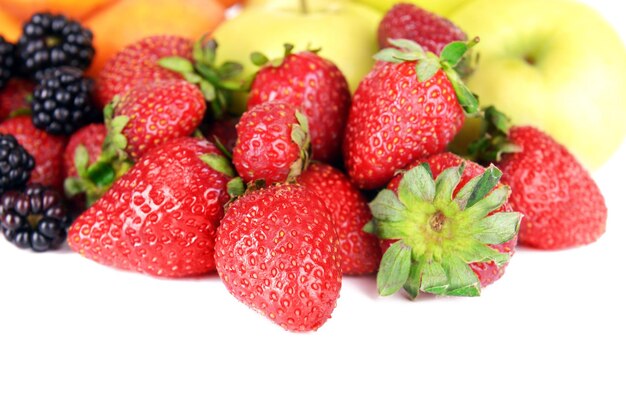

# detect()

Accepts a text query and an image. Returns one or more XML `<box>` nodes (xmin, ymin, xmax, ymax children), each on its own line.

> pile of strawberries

<box><xmin>0</xmin><ymin>4</ymin><xmax>608</xmax><ymax>332</ymax></box>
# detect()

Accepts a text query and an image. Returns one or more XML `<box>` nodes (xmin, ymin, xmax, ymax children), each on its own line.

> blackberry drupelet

<box><xmin>0</xmin><ymin>183</ymin><xmax>69</xmax><ymax>252</ymax></box>
<box><xmin>16</xmin><ymin>12</ymin><xmax>94</xmax><ymax>79</ymax></box>
<box><xmin>0</xmin><ymin>36</ymin><xmax>16</xmax><ymax>89</ymax></box>
<box><xmin>0</xmin><ymin>134</ymin><xmax>35</xmax><ymax>195</ymax></box>
<box><xmin>32</xmin><ymin>67</ymin><xmax>95</xmax><ymax>135</ymax></box>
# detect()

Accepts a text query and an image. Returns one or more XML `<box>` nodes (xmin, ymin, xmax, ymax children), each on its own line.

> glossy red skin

<box><xmin>233</xmin><ymin>101</ymin><xmax>301</xmax><ymax>184</ymax></box>
<box><xmin>343</xmin><ymin>63</ymin><xmax>464</xmax><ymax>190</ymax></box>
<box><xmin>68</xmin><ymin>137</ymin><xmax>231</xmax><ymax>278</ymax></box>
<box><xmin>95</xmin><ymin>35</ymin><xmax>193</xmax><ymax>107</ymax></box>
<box><xmin>385</xmin><ymin>153</ymin><xmax>517</xmax><ymax>287</ymax></box>
<box><xmin>498</xmin><ymin>126</ymin><xmax>607</xmax><ymax>249</ymax></box>
<box><xmin>215</xmin><ymin>184</ymin><xmax>342</xmax><ymax>332</ymax></box>
<box><xmin>299</xmin><ymin>162</ymin><xmax>381</xmax><ymax>275</ymax></box>
<box><xmin>63</xmin><ymin>123</ymin><xmax>106</xmax><ymax>178</ymax></box>
<box><xmin>0</xmin><ymin>78</ymin><xmax>34</xmax><ymax>121</ymax></box>
<box><xmin>377</xmin><ymin>3</ymin><xmax>467</xmax><ymax>54</ymax></box>
<box><xmin>0</xmin><ymin>115</ymin><xmax>65</xmax><ymax>190</ymax></box>
<box><xmin>248</xmin><ymin>52</ymin><xmax>351</xmax><ymax>163</ymax></box>
<box><xmin>115</xmin><ymin>79</ymin><xmax>206</xmax><ymax>160</ymax></box>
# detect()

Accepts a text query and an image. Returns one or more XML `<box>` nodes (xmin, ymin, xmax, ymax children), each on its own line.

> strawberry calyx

<box><xmin>64</xmin><ymin>98</ymin><xmax>132</xmax><ymax>206</ymax></box>
<box><xmin>159</xmin><ymin>36</ymin><xmax>246</xmax><ymax>119</ymax></box>
<box><xmin>368</xmin><ymin>163</ymin><xmax>521</xmax><ymax>298</ymax></box>
<box><xmin>288</xmin><ymin>109</ymin><xmax>312</xmax><ymax>180</ymax></box>
<box><xmin>374</xmin><ymin>38</ymin><xmax>480</xmax><ymax>115</ymax></box>
<box><xmin>465</xmin><ymin>106</ymin><xmax>522</xmax><ymax>164</ymax></box>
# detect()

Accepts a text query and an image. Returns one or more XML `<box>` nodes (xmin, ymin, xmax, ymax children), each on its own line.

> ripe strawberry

<box><xmin>462</xmin><ymin>109</ymin><xmax>607</xmax><ymax>249</ymax></box>
<box><xmin>0</xmin><ymin>115</ymin><xmax>65</xmax><ymax>190</ymax></box>
<box><xmin>0</xmin><ymin>78</ymin><xmax>34</xmax><ymax>121</ymax></box>
<box><xmin>94</xmin><ymin>35</ymin><xmax>193</xmax><ymax>107</ymax></box>
<box><xmin>343</xmin><ymin>39</ymin><xmax>477</xmax><ymax>189</ymax></box>
<box><xmin>114</xmin><ymin>79</ymin><xmax>206</xmax><ymax>160</ymax></box>
<box><xmin>368</xmin><ymin>153</ymin><xmax>521</xmax><ymax>297</ymax></box>
<box><xmin>215</xmin><ymin>183</ymin><xmax>342</xmax><ymax>332</ymax></box>
<box><xmin>68</xmin><ymin>137</ymin><xmax>233</xmax><ymax>278</ymax></box>
<box><xmin>247</xmin><ymin>48</ymin><xmax>350</xmax><ymax>163</ymax></box>
<box><xmin>233</xmin><ymin>101</ymin><xmax>309</xmax><ymax>184</ymax></box>
<box><xmin>63</xmin><ymin>123</ymin><xmax>106</xmax><ymax>178</ymax></box>
<box><xmin>378</xmin><ymin>3</ymin><xmax>467</xmax><ymax>54</ymax></box>
<box><xmin>299</xmin><ymin>162</ymin><xmax>381</xmax><ymax>275</ymax></box>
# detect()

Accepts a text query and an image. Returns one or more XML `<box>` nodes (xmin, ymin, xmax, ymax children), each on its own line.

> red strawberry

<box><xmin>299</xmin><ymin>162</ymin><xmax>381</xmax><ymax>275</ymax></box>
<box><xmin>386</xmin><ymin>153</ymin><xmax>518</xmax><ymax>288</ymax></box>
<box><xmin>343</xmin><ymin>39</ymin><xmax>477</xmax><ymax>189</ymax></box>
<box><xmin>215</xmin><ymin>183</ymin><xmax>342</xmax><ymax>332</ymax></box>
<box><xmin>0</xmin><ymin>78</ymin><xmax>34</xmax><ymax>121</ymax></box>
<box><xmin>378</xmin><ymin>3</ymin><xmax>467</xmax><ymax>54</ymax></box>
<box><xmin>68</xmin><ymin>137</ymin><xmax>233</xmax><ymax>278</ymax></box>
<box><xmin>0</xmin><ymin>115</ymin><xmax>65</xmax><ymax>190</ymax></box>
<box><xmin>498</xmin><ymin>127</ymin><xmax>606</xmax><ymax>249</ymax></box>
<box><xmin>94</xmin><ymin>35</ymin><xmax>193</xmax><ymax>107</ymax></box>
<box><xmin>233</xmin><ymin>101</ymin><xmax>309</xmax><ymax>184</ymax></box>
<box><xmin>63</xmin><ymin>123</ymin><xmax>106</xmax><ymax>178</ymax></box>
<box><xmin>247</xmin><ymin>48</ymin><xmax>350</xmax><ymax>163</ymax></box>
<box><xmin>368</xmin><ymin>153</ymin><xmax>521</xmax><ymax>297</ymax></box>
<box><xmin>114</xmin><ymin>79</ymin><xmax>206</xmax><ymax>160</ymax></box>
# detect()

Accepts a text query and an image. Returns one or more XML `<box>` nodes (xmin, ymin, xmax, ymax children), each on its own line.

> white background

<box><xmin>2</xmin><ymin>1</ymin><xmax>626</xmax><ymax>417</ymax></box>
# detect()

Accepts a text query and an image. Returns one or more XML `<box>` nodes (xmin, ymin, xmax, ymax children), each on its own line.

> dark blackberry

<box><xmin>16</xmin><ymin>12</ymin><xmax>94</xmax><ymax>79</ymax></box>
<box><xmin>0</xmin><ymin>133</ymin><xmax>35</xmax><ymax>195</ymax></box>
<box><xmin>0</xmin><ymin>183</ymin><xmax>69</xmax><ymax>252</ymax></box>
<box><xmin>32</xmin><ymin>67</ymin><xmax>95</xmax><ymax>136</ymax></box>
<box><xmin>0</xmin><ymin>36</ymin><xmax>16</xmax><ymax>89</ymax></box>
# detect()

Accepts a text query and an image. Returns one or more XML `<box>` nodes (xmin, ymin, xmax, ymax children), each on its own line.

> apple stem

<box><xmin>299</xmin><ymin>0</ymin><xmax>308</xmax><ymax>14</ymax></box>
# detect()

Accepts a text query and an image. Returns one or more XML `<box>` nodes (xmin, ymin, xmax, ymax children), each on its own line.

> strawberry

<box><xmin>94</xmin><ymin>35</ymin><xmax>193</xmax><ymax>107</ymax></box>
<box><xmin>0</xmin><ymin>78</ymin><xmax>34</xmax><ymax>121</ymax></box>
<box><xmin>215</xmin><ymin>183</ymin><xmax>342</xmax><ymax>332</ymax></box>
<box><xmin>299</xmin><ymin>162</ymin><xmax>381</xmax><ymax>275</ymax></box>
<box><xmin>247</xmin><ymin>47</ymin><xmax>351</xmax><ymax>163</ymax></box>
<box><xmin>368</xmin><ymin>153</ymin><xmax>521</xmax><ymax>297</ymax></box>
<box><xmin>0</xmin><ymin>115</ymin><xmax>65</xmax><ymax>190</ymax></box>
<box><xmin>469</xmin><ymin>107</ymin><xmax>608</xmax><ymax>249</ymax></box>
<box><xmin>378</xmin><ymin>3</ymin><xmax>467</xmax><ymax>54</ymax></box>
<box><xmin>205</xmin><ymin>115</ymin><xmax>239</xmax><ymax>156</ymax></box>
<box><xmin>68</xmin><ymin>136</ymin><xmax>233</xmax><ymax>278</ymax></box>
<box><xmin>63</xmin><ymin>123</ymin><xmax>106</xmax><ymax>179</ymax></box>
<box><xmin>114</xmin><ymin>79</ymin><xmax>206</xmax><ymax>160</ymax></box>
<box><xmin>343</xmin><ymin>39</ymin><xmax>478</xmax><ymax>189</ymax></box>
<box><xmin>233</xmin><ymin>101</ymin><xmax>310</xmax><ymax>184</ymax></box>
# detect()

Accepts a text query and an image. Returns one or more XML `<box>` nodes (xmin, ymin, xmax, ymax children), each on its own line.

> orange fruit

<box><xmin>0</xmin><ymin>0</ymin><xmax>119</xmax><ymax>21</ymax></box>
<box><xmin>216</xmin><ymin>0</ymin><xmax>241</xmax><ymax>7</ymax></box>
<box><xmin>84</xmin><ymin>0</ymin><xmax>225</xmax><ymax>75</ymax></box>
<box><xmin>0</xmin><ymin>8</ymin><xmax>22</xmax><ymax>42</ymax></box>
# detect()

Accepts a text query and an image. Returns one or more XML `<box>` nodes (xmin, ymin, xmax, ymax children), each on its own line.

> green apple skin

<box><xmin>213</xmin><ymin>0</ymin><xmax>380</xmax><ymax>112</ymax></box>
<box><xmin>351</xmin><ymin>0</ymin><xmax>469</xmax><ymax>16</ymax></box>
<box><xmin>452</xmin><ymin>0</ymin><xmax>626</xmax><ymax>169</ymax></box>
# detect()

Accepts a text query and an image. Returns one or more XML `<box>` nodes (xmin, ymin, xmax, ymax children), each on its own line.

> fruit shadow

<box><xmin>344</xmin><ymin>275</ymin><xmax>448</xmax><ymax>303</ymax></box>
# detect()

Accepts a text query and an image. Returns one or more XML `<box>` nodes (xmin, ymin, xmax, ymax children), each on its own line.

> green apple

<box><xmin>451</xmin><ymin>0</ymin><xmax>626</xmax><ymax>169</ymax></box>
<box><xmin>351</xmin><ymin>0</ymin><xmax>470</xmax><ymax>17</ymax></box>
<box><xmin>213</xmin><ymin>0</ymin><xmax>380</xmax><ymax>111</ymax></box>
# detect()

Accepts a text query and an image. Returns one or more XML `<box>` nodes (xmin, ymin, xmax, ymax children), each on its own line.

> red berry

<box><xmin>63</xmin><ymin>123</ymin><xmax>106</xmax><ymax>179</ymax></box>
<box><xmin>215</xmin><ymin>183</ymin><xmax>342</xmax><ymax>332</ymax></box>
<box><xmin>378</xmin><ymin>3</ymin><xmax>467</xmax><ymax>54</ymax></box>
<box><xmin>115</xmin><ymin>79</ymin><xmax>206</xmax><ymax>160</ymax></box>
<box><xmin>299</xmin><ymin>162</ymin><xmax>381</xmax><ymax>275</ymax></box>
<box><xmin>95</xmin><ymin>35</ymin><xmax>193</xmax><ymax>107</ymax></box>
<box><xmin>498</xmin><ymin>126</ymin><xmax>607</xmax><ymax>249</ymax></box>
<box><xmin>248</xmin><ymin>51</ymin><xmax>350</xmax><ymax>163</ymax></box>
<box><xmin>68</xmin><ymin>137</ymin><xmax>232</xmax><ymax>278</ymax></box>
<box><xmin>0</xmin><ymin>115</ymin><xmax>65</xmax><ymax>190</ymax></box>
<box><xmin>233</xmin><ymin>101</ymin><xmax>308</xmax><ymax>184</ymax></box>
<box><xmin>0</xmin><ymin>78</ymin><xmax>34</xmax><ymax>122</ymax></box>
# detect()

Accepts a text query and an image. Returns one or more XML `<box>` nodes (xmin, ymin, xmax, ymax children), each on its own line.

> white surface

<box><xmin>2</xmin><ymin>1</ymin><xmax>626</xmax><ymax>417</ymax></box>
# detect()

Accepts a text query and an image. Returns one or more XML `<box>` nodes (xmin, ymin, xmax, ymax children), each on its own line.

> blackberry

<box><xmin>32</xmin><ymin>67</ymin><xmax>95</xmax><ymax>135</ymax></box>
<box><xmin>0</xmin><ymin>183</ymin><xmax>69</xmax><ymax>252</ymax></box>
<box><xmin>0</xmin><ymin>134</ymin><xmax>35</xmax><ymax>196</ymax></box>
<box><xmin>0</xmin><ymin>36</ymin><xmax>16</xmax><ymax>89</ymax></box>
<box><xmin>16</xmin><ymin>12</ymin><xmax>94</xmax><ymax>79</ymax></box>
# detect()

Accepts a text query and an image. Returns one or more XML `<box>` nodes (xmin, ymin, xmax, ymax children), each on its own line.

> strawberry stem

<box><xmin>300</xmin><ymin>0</ymin><xmax>308</xmax><ymax>14</ymax></box>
